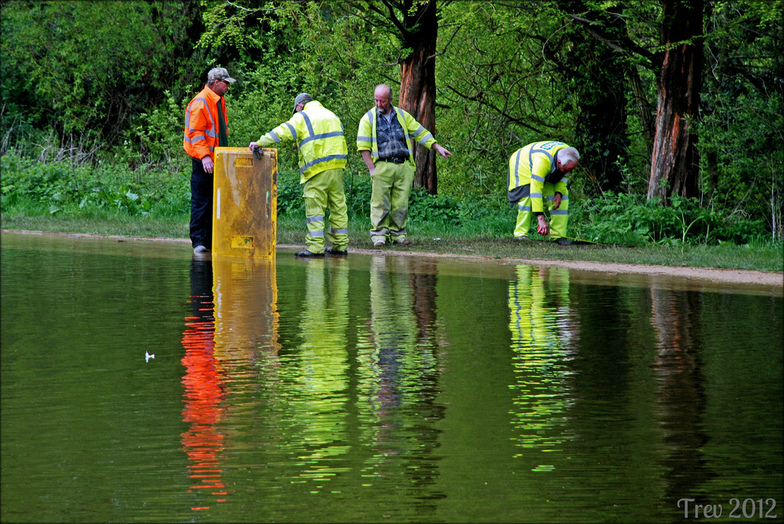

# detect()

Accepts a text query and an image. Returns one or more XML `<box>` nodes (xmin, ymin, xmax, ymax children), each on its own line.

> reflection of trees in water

<box><xmin>507</xmin><ymin>266</ymin><xmax>577</xmax><ymax>458</ymax></box>
<box><xmin>408</xmin><ymin>259</ymin><xmax>440</xmax><ymax>350</ymax></box>
<box><xmin>650</xmin><ymin>288</ymin><xmax>713</xmax><ymax>502</ymax></box>
<box><xmin>404</xmin><ymin>258</ymin><xmax>445</xmax><ymax>505</ymax></box>
<box><xmin>180</xmin><ymin>259</ymin><xmax>227</xmax><ymax>511</ymax></box>
<box><xmin>358</xmin><ymin>256</ymin><xmax>446</xmax><ymax>510</ymax></box>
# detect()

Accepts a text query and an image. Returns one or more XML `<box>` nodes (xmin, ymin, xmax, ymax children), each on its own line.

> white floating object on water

<box><xmin>145</xmin><ymin>351</ymin><xmax>155</xmax><ymax>362</ymax></box>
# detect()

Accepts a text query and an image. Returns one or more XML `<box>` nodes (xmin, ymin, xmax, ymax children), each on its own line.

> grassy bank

<box><xmin>2</xmin><ymin>154</ymin><xmax>782</xmax><ymax>272</ymax></box>
<box><xmin>2</xmin><ymin>210</ymin><xmax>782</xmax><ymax>273</ymax></box>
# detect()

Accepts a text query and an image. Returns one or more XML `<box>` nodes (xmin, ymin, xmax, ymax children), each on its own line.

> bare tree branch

<box><xmin>445</xmin><ymin>85</ymin><xmax>546</xmax><ymax>134</ymax></box>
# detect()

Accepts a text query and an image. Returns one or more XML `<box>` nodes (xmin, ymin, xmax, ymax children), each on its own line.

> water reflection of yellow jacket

<box><xmin>359</xmin><ymin>257</ymin><xmax>421</xmax><ymax>459</ymax></box>
<box><xmin>288</xmin><ymin>260</ymin><xmax>351</xmax><ymax>476</ymax></box>
<box><xmin>507</xmin><ymin>265</ymin><xmax>572</xmax><ymax>451</ymax></box>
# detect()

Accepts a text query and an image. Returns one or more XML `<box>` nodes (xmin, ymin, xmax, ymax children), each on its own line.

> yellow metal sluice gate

<box><xmin>212</xmin><ymin>147</ymin><xmax>278</xmax><ymax>258</ymax></box>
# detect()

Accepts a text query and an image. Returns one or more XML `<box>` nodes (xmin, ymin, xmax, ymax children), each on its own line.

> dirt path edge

<box><xmin>4</xmin><ymin>229</ymin><xmax>782</xmax><ymax>287</ymax></box>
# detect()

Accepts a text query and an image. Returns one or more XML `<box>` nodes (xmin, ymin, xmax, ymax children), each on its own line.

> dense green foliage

<box><xmin>1</xmin><ymin>152</ymin><xmax>190</xmax><ymax>218</ymax></box>
<box><xmin>1</xmin><ymin>1</ymin><xmax>201</xmax><ymax>148</ymax></box>
<box><xmin>4</xmin><ymin>152</ymin><xmax>771</xmax><ymax>250</ymax></box>
<box><xmin>1</xmin><ymin>0</ymin><xmax>782</xmax><ymax>244</ymax></box>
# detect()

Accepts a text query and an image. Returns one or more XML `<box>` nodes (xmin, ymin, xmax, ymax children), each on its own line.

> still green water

<box><xmin>1</xmin><ymin>232</ymin><xmax>782</xmax><ymax>523</ymax></box>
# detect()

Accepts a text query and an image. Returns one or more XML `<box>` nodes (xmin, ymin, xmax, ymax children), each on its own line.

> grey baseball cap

<box><xmin>292</xmin><ymin>93</ymin><xmax>313</xmax><ymax>114</ymax></box>
<box><xmin>207</xmin><ymin>67</ymin><xmax>236</xmax><ymax>84</ymax></box>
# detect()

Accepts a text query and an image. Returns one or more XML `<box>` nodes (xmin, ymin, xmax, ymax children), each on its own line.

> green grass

<box><xmin>3</xmin><ymin>210</ymin><xmax>782</xmax><ymax>272</ymax></box>
<box><xmin>3</xmin><ymin>154</ymin><xmax>781</xmax><ymax>272</ymax></box>
<box><xmin>1</xmin><ymin>208</ymin><xmax>188</xmax><ymax>239</ymax></box>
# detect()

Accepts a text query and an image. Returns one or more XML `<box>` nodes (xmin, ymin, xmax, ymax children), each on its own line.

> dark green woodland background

<box><xmin>1</xmin><ymin>1</ymin><xmax>782</xmax><ymax>246</ymax></box>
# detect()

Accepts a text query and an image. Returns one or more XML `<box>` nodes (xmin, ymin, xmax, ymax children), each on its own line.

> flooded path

<box><xmin>2</xmin><ymin>231</ymin><xmax>782</xmax><ymax>523</ymax></box>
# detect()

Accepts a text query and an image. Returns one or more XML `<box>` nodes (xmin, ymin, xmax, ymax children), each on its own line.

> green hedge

<box><xmin>571</xmin><ymin>192</ymin><xmax>770</xmax><ymax>245</ymax></box>
<box><xmin>1</xmin><ymin>152</ymin><xmax>190</xmax><ymax>218</ymax></box>
<box><xmin>2</xmin><ymin>152</ymin><xmax>775</xmax><ymax>246</ymax></box>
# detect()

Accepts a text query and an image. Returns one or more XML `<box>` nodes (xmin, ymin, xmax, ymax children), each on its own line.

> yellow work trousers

<box><xmin>514</xmin><ymin>184</ymin><xmax>569</xmax><ymax>240</ymax></box>
<box><xmin>369</xmin><ymin>160</ymin><xmax>415</xmax><ymax>244</ymax></box>
<box><xmin>303</xmin><ymin>168</ymin><xmax>349</xmax><ymax>254</ymax></box>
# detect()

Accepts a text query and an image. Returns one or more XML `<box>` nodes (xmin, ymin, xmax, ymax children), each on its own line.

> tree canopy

<box><xmin>1</xmin><ymin>0</ymin><xmax>781</xmax><ymax>238</ymax></box>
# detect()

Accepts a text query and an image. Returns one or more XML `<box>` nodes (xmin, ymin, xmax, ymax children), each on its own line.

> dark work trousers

<box><xmin>190</xmin><ymin>157</ymin><xmax>214</xmax><ymax>249</ymax></box>
<box><xmin>189</xmin><ymin>258</ymin><xmax>214</xmax><ymax>322</ymax></box>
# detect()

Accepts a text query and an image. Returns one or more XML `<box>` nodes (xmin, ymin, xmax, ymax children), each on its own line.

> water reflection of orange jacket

<box><xmin>181</xmin><ymin>312</ymin><xmax>227</xmax><ymax>507</ymax></box>
<box><xmin>181</xmin><ymin>321</ymin><xmax>223</xmax><ymax>426</ymax></box>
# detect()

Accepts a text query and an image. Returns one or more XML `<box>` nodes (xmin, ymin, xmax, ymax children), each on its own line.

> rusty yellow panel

<box><xmin>231</xmin><ymin>236</ymin><xmax>254</xmax><ymax>249</ymax></box>
<box><xmin>212</xmin><ymin>147</ymin><xmax>277</xmax><ymax>259</ymax></box>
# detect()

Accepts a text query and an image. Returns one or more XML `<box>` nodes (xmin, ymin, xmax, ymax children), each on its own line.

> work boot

<box><xmin>325</xmin><ymin>247</ymin><xmax>348</xmax><ymax>256</ymax></box>
<box><xmin>514</xmin><ymin>236</ymin><xmax>532</xmax><ymax>242</ymax></box>
<box><xmin>553</xmin><ymin>237</ymin><xmax>573</xmax><ymax>246</ymax></box>
<box><xmin>294</xmin><ymin>250</ymin><xmax>324</xmax><ymax>257</ymax></box>
<box><xmin>394</xmin><ymin>238</ymin><xmax>411</xmax><ymax>246</ymax></box>
<box><xmin>193</xmin><ymin>245</ymin><xmax>210</xmax><ymax>259</ymax></box>
<box><xmin>373</xmin><ymin>240</ymin><xmax>385</xmax><ymax>248</ymax></box>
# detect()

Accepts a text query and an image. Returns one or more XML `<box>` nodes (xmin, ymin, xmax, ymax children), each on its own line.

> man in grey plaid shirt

<box><xmin>357</xmin><ymin>84</ymin><xmax>452</xmax><ymax>247</ymax></box>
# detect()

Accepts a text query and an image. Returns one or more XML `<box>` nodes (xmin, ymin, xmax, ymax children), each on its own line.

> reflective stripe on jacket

<box><xmin>258</xmin><ymin>101</ymin><xmax>348</xmax><ymax>182</ymax></box>
<box><xmin>507</xmin><ymin>141</ymin><xmax>570</xmax><ymax>213</ymax></box>
<box><xmin>356</xmin><ymin>106</ymin><xmax>436</xmax><ymax>165</ymax></box>
<box><xmin>183</xmin><ymin>86</ymin><xmax>228</xmax><ymax>162</ymax></box>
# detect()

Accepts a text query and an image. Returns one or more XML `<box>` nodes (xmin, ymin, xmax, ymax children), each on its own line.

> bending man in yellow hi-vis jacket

<box><xmin>250</xmin><ymin>93</ymin><xmax>349</xmax><ymax>257</ymax></box>
<box><xmin>357</xmin><ymin>84</ymin><xmax>452</xmax><ymax>248</ymax></box>
<box><xmin>508</xmin><ymin>141</ymin><xmax>580</xmax><ymax>246</ymax></box>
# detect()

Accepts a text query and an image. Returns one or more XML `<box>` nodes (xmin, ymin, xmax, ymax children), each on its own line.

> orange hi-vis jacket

<box><xmin>183</xmin><ymin>85</ymin><xmax>228</xmax><ymax>162</ymax></box>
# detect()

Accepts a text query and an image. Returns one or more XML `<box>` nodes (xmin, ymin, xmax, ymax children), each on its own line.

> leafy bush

<box><xmin>409</xmin><ymin>187</ymin><xmax>462</xmax><ymax>225</ymax></box>
<box><xmin>4</xmin><ymin>151</ymin><xmax>774</xmax><ymax>247</ymax></box>
<box><xmin>1</xmin><ymin>155</ymin><xmax>83</xmax><ymax>211</ymax></box>
<box><xmin>574</xmin><ymin>192</ymin><xmax>770</xmax><ymax>245</ymax></box>
<box><xmin>1</xmin><ymin>150</ymin><xmax>189</xmax><ymax>217</ymax></box>
<box><xmin>275</xmin><ymin>169</ymin><xmax>305</xmax><ymax>217</ymax></box>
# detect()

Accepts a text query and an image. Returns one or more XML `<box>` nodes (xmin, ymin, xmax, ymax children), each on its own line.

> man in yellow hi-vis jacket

<box><xmin>508</xmin><ymin>141</ymin><xmax>580</xmax><ymax>245</ymax></box>
<box><xmin>250</xmin><ymin>93</ymin><xmax>349</xmax><ymax>257</ymax></box>
<box><xmin>357</xmin><ymin>84</ymin><xmax>452</xmax><ymax>247</ymax></box>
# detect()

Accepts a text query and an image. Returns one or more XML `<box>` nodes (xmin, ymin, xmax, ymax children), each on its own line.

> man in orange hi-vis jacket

<box><xmin>183</xmin><ymin>67</ymin><xmax>236</xmax><ymax>256</ymax></box>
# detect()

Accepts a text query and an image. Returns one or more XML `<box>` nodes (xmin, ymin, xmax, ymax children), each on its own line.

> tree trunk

<box><xmin>629</xmin><ymin>65</ymin><xmax>656</xmax><ymax>160</ymax></box>
<box><xmin>648</xmin><ymin>0</ymin><xmax>704</xmax><ymax>202</ymax></box>
<box><xmin>398</xmin><ymin>0</ymin><xmax>439</xmax><ymax>195</ymax></box>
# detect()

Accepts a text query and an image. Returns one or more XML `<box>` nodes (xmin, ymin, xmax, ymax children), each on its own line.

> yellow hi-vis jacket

<box><xmin>508</xmin><ymin>141</ymin><xmax>571</xmax><ymax>213</ymax></box>
<box><xmin>257</xmin><ymin>101</ymin><xmax>348</xmax><ymax>183</ymax></box>
<box><xmin>183</xmin><ymin>85</ymin><xmax>228</xmax><ymax>162</ymax></box>
<box><xmin>356</xmin><ymin>106</ymin><xmax>437</xmax><ymax>165</ymax></box>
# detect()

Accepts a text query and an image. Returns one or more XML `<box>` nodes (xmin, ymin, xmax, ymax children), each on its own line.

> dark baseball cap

<box><xmin>292</xmin><ymin>93</ymin><xmax>313</xmax><ymax>114</ymax></box>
